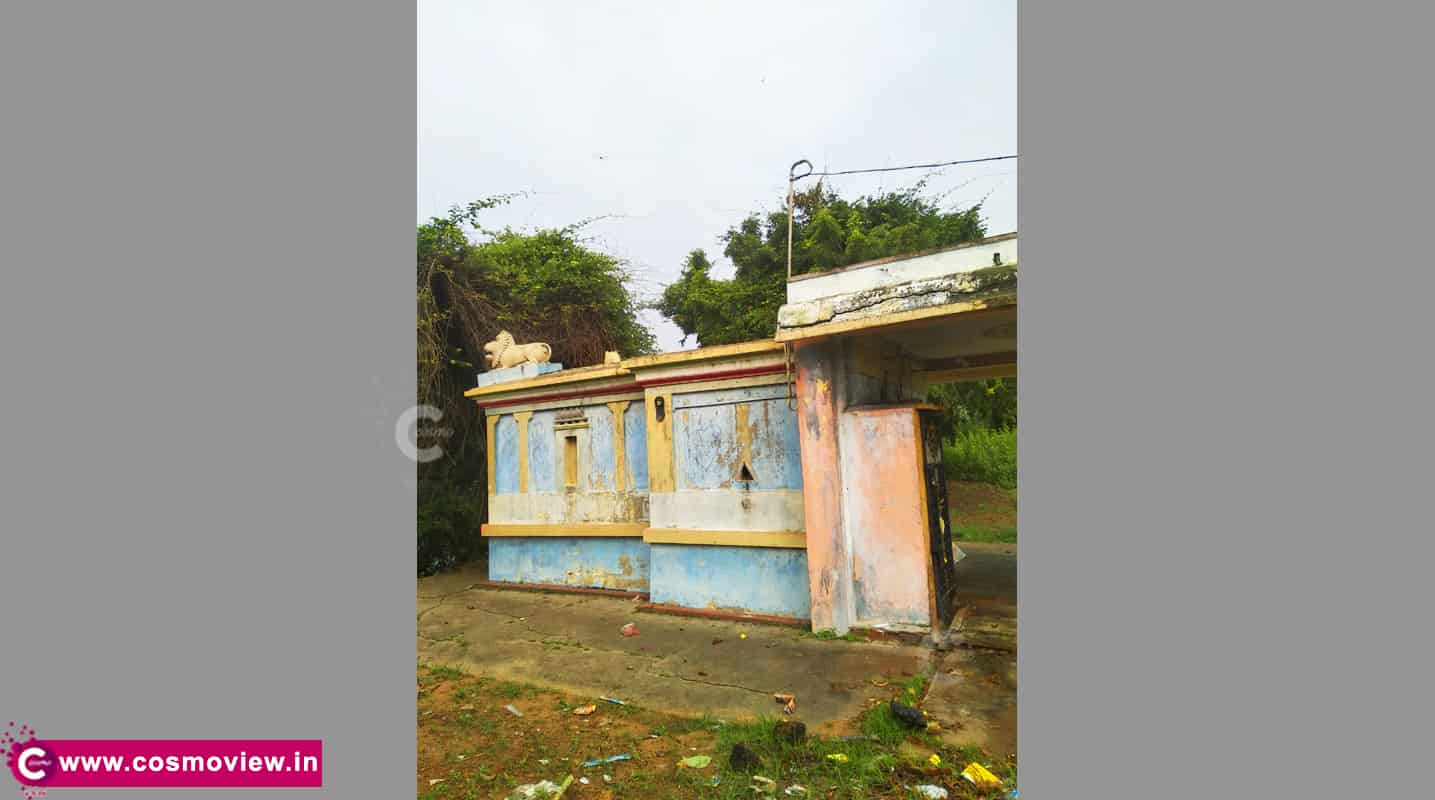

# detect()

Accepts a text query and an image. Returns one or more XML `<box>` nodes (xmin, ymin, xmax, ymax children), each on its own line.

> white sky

<box><xmin>418</xmin><ymin>1</ymin><xmax>1016</xmax><ymax>353</ymax></box>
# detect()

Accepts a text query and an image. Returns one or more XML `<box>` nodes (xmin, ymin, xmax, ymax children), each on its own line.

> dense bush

<box><xmin>417</xmin><ymin>486</ymin><xmax>486</xmax><ymax>577</ymax></box>
<box><xmin>943</xmin><ymin>427</ymin><xmax>1017</xmax><ymax>489</ymax></box>
<box><xmin>416</xmin><ymin>197</ymin><xmax>656</xmax><ymax>576</ymax></box>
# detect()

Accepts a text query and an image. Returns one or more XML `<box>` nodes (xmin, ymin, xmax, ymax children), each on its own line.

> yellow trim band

<box><xmin>607</xmin><ymin>400</ymin><xmax>630</xmax><ymax>492</ymax></box>
<box><xmin>484</xmin><ymin>413</ymin><xmax>499</xmax><ymax>496</ymax></box>
<box><xmin>645</xmin><ymin>390</ymin><xmax>675</xmax><ymax>493</ymax></box>
<box><xmin>481</xmin><ymin>523</ymin><xmax>646</xmax><ymax>538</ymax></box>
<box><xmin>642</xmin><ymin>528</ymin><xmax>807</xmax><ymax>549</ymax></box>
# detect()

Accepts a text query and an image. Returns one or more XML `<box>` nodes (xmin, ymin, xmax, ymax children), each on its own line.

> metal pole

<box><xmin>786</xmin><ymin>160</ymin><xmax>812</xmax><ymax>280</ymax></box>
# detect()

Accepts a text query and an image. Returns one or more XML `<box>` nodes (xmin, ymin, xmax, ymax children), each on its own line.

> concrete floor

<box><xmin>950</xmin><ymin>541</ymin><xmax>1017</xmax><ymax>650</ymax></box>
<box><xmin>419</xmin><ymin>564</ymin><xmax>931</xmax><ymax>734</ymax></box>
<box><xmin>926</xmin><ymin>541</ymin><xmax>1017</xmax><ymax>757</ymax></box>
<box><xmin>418</xmin><ymin>545</ymin><xmax>1016</xmax><ymax>754</ymax></box>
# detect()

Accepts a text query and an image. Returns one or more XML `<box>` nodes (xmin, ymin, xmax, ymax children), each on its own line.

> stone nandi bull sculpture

<box><xmin>483</xmin><ymin>330</ymin><xmax>553</xmax><ymax>370</ymax></box>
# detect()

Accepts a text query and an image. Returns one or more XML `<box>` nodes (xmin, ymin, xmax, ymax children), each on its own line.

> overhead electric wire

<box><xmin>795</xmin><ymin>154</ymin><xmax>1018</xmax><ymax>180</ymax></box>
<box><xmin>782</xmin><ymin>153</ymin><xmax>1017</xmax><ymax>281</ymax></box>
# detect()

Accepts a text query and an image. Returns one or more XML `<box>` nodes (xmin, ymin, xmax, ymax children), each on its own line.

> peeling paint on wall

<box><xmin>587</xmin><ymin>405</ymin><xmax>616</xmax><ymax>492</ymax></box>
<box><xmin>624</xmin><ymin>401</ymin><xmax>648</xmax><ymax>492</ymax></box>
<box><xmin>528</xmin><ymin>411</ymin><xmax>557</xmax><ymax>493</ymax></box>
<box><xmin>489</xmin><ymin>491</ymin><xmax>649</xmax><ymax>524</ymax></box>
<box><xmin>489</xmin><ymin>537</ymin><xmax>650</xmax><ymax>590</ymax></box>
<box><xmin>649</xmin><ymin>544</ymin><xmax>810</xmax><ymax>618</ymax></box>
<box><xmin>794</xmin><ymin>341</ymin><xmax>849</xmax><ymax>632</ymax></box>
<box><xmin>673</xmin><ymin>389</ymin><xmax>802</xmax><ymax>492</ymax></box>
<box><xmin>841</xmin><ymin>408</ymin><xmax>931</xmax><ymax>627</ymax></box>
<box><xmin>494</xmin><ymin>415</ymin><xmax>519</xmax><ymax>495</ymax></box>
<box><xmin>649</xmin><ymin>489</ymin><xmax>805</xmax><ymax>531</ymax></box>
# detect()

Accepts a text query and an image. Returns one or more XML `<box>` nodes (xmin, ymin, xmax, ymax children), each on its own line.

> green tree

<box><xmin>417</xmin><ymin>198</ymin><xmax>655</xmax><ymax>575</ymax></box>
<box><xmin>925</xmin><ymin>378</ymin><xmax>1017</xmax><ymax>442</ymax></box>
<box><xmin>658</xmin><ymin>181</ymin><xmax>987</xmax><ymax>346</ymax></box>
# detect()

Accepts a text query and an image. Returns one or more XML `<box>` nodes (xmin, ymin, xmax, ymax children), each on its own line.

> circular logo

<box><xmin>11</xmin><ymin>741</ymin><xmax>57</xmax><ymax>785</ymax></box>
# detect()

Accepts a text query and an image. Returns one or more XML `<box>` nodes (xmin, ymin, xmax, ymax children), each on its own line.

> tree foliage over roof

<box><xmin>657</xmin><ymin>181</ymin><xmax>987</xmax><ymax>346</ymax></box>
<box><xmin>416</xmin><ymin>197</ymin><xmax>655</xmax><ymax>574</ymax></box>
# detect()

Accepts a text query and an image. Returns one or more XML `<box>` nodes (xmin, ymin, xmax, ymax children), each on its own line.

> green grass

<box><xmin>951</xmin><ymin>525</ymin><xmax>1018</xmax><ymax>544</ymax></box>
<box><xmin>943</xmin><ymin>428</ymin><xmax>1016</xmax><ymax>489</ymax></box>
<box><xmin>421</xmin><ymin>663</ymin><xmax>466</xmax><ymax>681</ymax></box>
<box><xmin>705</xmin><ymin>716</ymin><xmax>901</xmax><ymax>799</ymax></box>
<box><xmin>680</xmin><ymin>671</ymin><xmax>943</xmax><ymax>799</ymax></box>
<box><xmin>801</xmin><ymin>629</ymin><xmax>867</xmax><ymax>642</ymax></box>
<box><xmin>419</xmin><ymin>666</ymin><xmax>1014</xmax><ymax>799</ymax></box>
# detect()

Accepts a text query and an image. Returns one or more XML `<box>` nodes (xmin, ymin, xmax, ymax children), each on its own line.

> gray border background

<box><xmin>3</xmin><ymin>2</ymin><xmax>1433</xmax><ymax>799</ymax></box>
<box><xmin>1022</xmin><ymin>1</ymin><xmax>1432</xmax><ymax>796</ymax></box>
<box><xmin>1</xmin><ymin>2</ymin><xmax>414</xmax><ymax>797</ymax></box>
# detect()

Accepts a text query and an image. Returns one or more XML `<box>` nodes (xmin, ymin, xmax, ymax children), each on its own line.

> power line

<box><xmin>791</xmin><ymin>154</ymin><xmax>1018</xmax><ymax>181</ymax></box>
<box><xmin>782</xmin><ymin>153</ymin><xmax>1018</xmax><ymax>279</ymax></box>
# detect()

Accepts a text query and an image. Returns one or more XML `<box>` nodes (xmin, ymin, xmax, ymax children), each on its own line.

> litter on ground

<box><xmin>677</xmin><ymin>755</ymin><xmax>712</xmax><ymax>769</ymax></box>
<box><xmin>580</xmin><ymin>754</ymin><xmax>632</xmax><ymax>768</ymax></box>
<box><xmin>509</xmin><ymin>780</ymin><xmax>560</xmax><ymax>799</ymax></box>
<box><xmin>773</xmin><ymin>693</ymin><xmax>797</xmax><ymax>714</ymax></box>
<box><xmin>960</xmin><ymin>762</ymin><xmax>1004</xmax><ymax>790</ymax></box>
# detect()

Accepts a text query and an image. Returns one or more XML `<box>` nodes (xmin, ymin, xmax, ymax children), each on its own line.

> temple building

<box><xmin>467</xmin><ymin>232</ymin><xmax>1016</xmax><ymax>637</ymax></box>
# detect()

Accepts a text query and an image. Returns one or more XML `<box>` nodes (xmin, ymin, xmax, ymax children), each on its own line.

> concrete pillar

<box><xmin>795</xmin><ymin>340</ymin><xmax>854</xmax><ymax>633</ymax></box>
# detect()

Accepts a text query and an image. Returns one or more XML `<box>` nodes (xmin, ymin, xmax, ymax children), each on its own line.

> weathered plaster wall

<box><xmin>797</xmin><ymin>337</ymin><xmax>933</xmax><ymax>633</ymax></box>
<box><xmin>785</xmin><ymin>234</ymin><xmax>1017</xmax><ymax>304</ymax></box>
<box><xmin>672</xmin><ymin>386</ymin><xmax>802</xmax><ymax>489</ymax></box>
<box><xmin>488</xmin><ymin>537</ymin><xmax>649</xmax><ymax>590</ymax></box>
<box><xmin>840</xmin><ymin>408</ymin><xmax>930</xmax><ymax>627</ymax></box>
<box><xmin>528</xmin><ymin>411</ymin><xmax>557</xmax><ymax>492</ymax></box>
<box><xmin>795</xmin><ymin>340</ymin><xmax>851</xmax><ymax>632</ymax></box>
<box><xmin>585</xmin><ymin>405</ymin><xmax>616</xmax><ymax>491</ymax></box>
<box><xmin>649</xmin><ymin>544</ymin><xmax>811</xmax><ymax>618</ymax></box>
<box><xmin>482</xmin><ymin>351</ymin><xmax>817</xmax><ymax>618</ymax></box>
<box><xmin>494</xmin><ymin>415</ymin><xmax>520</xmax><ymax>495</ymax></box>
<box><xmin>488</xmin><ymin>492</ymin><xmax>649</xmax><ymax>524</ymax></box>
<box><xmin>624</xmin><ymin>401</ymin><xmax>648</xmax><ymax>492</ymax></box>
<box><xmin>487</xmin><ymin>400</ymin><xmax>649</xmax><ymax>524</ymax></box>
<box><xmin>648</xmin><ymin>490</ymin><xmax>804</xmax><ymax>532</ymax></box>
<box><xmin>644</xmin><ymin>384</ymin><xmax>806</xmax><ymax>531</ymax></box>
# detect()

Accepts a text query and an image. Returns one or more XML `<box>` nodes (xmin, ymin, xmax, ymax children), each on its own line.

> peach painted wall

<box><xmin>839</xmin><ymin>407</ymin><xmax>931</xmax><ymax>627</ymax></box>
<box><xmin>795</xmin><ymin>341</ymin><xmax>850</xmax><ymax>632</ymax></box>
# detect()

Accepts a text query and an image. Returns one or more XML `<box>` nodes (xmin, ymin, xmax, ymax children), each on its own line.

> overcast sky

<box><xmin>418</xmin><ymin>1</ymin><xmax>1016</xmax><ymax>353</ymax></box>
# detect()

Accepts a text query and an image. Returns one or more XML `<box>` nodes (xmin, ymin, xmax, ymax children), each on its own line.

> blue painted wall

<box><xmin>624</xmin><ymin>402</ymin><xmax>648</xmax><ymax>491</ymax></box>
<box><xmin>649</xmin><ymin>544</ymin><xmax>811</xmax><ymax>618</ymax></box>
<box><xmin>494</xmin><ymin>415</ymin><xmax>519</xmax><ymax>494</ymax></box>
<box><xmin>586</xmin><ymin>404</ymin><xmax>617</xmax><ymax>492</ymax></box>
<box><xmin>528</xmin><ymin>411</ymin><xmax>557</xmax><ymax>492</ymax></box>
<box><xmin>672</xmin><ymin>384</ymin><xmax>788</xmax><ymax>409</ymax></box>
<box><xmin>746</xmin><ymin>398</ymin><xmax>804</xmax><ymax>490</ymax></box>
<box><xmin>672</xmin><ymin>388</ymin><xmax>803</xmax><ymax>491</ymax></box>
<box><xmin>489</xmin><ymin>537</ymin><xmax>650</xmax><ymax>590</ymax></box>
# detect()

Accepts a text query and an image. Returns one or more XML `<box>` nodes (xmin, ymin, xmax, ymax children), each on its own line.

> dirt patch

<box><xmin>418</xmin><ymin>664</ymin><xmax>1015</xmax><ymax>799</ymax></box>
<box><xmin>417</xmin><ymin>667</ymin><xmax>714</xmax><ymax>799</ymax></box>
<box><xmin>947</xmin><ymin>481</ymin><xmax>1016</xmax><ymax>530</ymax></box>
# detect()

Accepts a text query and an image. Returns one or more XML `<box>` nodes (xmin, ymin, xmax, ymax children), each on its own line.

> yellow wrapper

<box><xmin>960</xmin><ymin>762</ymin><xmax>1003</xmax><ymax>789</ymax></box>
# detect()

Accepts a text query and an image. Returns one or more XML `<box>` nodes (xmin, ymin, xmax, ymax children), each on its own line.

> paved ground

<box><xmin>925</xmin><ymin>541</ymin><xmax>1017</xmax><ymax>757</ymax></box>
<box><xmin>949</xmin><ymin>541</ymin><xmax>1017</xmax><ymax>650</ymax></box>
<box><xmin>418</xmin><ymin>544</ymin><xmax>1016</xmax><ymax>753</ymax></box>
<box><xmin>419</xmin><ymin>564</ymin><xmax>932</xmax><ymax>735</ymax></box>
